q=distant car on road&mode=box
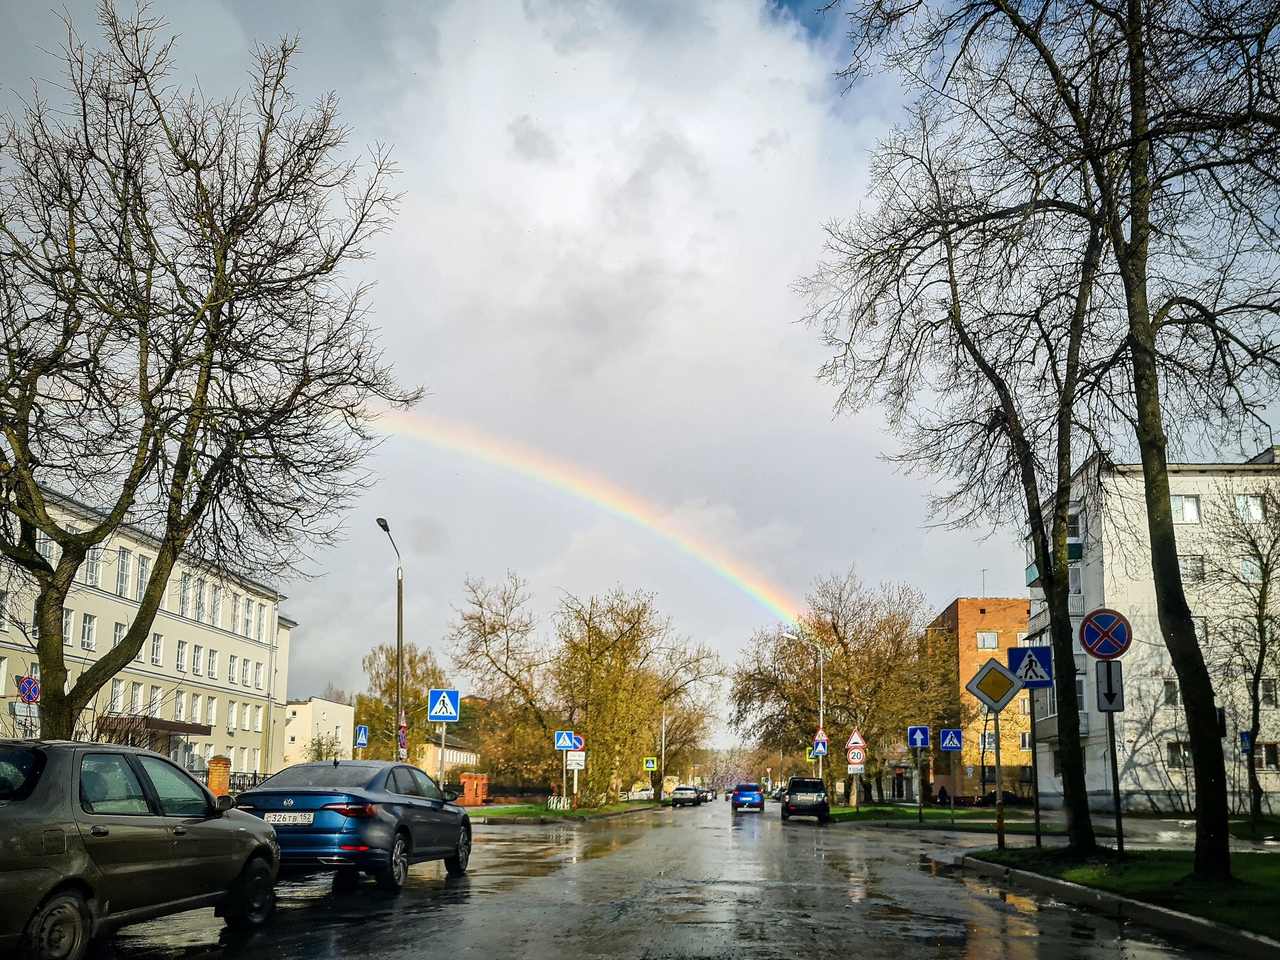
[694,785,712,803]
[730,782,764,812]
[975,790,1029,807]
[780,777,830,823]
[630,786,655,801]
[0,740,278,960]
[236,760,470,891]
[671,785,700,807]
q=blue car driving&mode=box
[730,782,765,812]
[235,760,470,890]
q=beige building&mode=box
[1026,450,1280,812]
[0,493,294,778]
[414,733,479,781]
[282,696,356,765]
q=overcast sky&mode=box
[2,1,1028,704]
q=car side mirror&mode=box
[443,790,459,803]
[215,795,236,813]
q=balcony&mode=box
[1026,594,1085,635]
[1032,710,1089,743]
[1025,542,1083,586]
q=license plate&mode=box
[795,794,818,802]
[264,811,313,825]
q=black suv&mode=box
[0,740,280,960]
[780,776,830,822]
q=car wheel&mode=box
[444,827,471,877]
[222,856,275,929]
[22,889,90,960]
[375,832,411,891]
[731,803,738,812]
[781,811,789,821]
[331,867,360,893]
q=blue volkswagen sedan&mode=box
[235,761,470,891]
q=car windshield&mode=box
[0,745,45,801]
[790,779,824,791]
[735,783,761,792]
[255,763,381,790]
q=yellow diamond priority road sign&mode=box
[966,658,1023,713]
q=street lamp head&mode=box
[376,517,390,532]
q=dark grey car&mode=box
[0,740,280,960]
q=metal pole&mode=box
[995,710,1006,850]
[1030,700,1042,847]
[660,707,666,801]
[1108,710,1125,858]
[438,721,446,787]
[818,650,824,780]
[918,746,924,823]
[376,519,404,761]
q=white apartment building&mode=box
[0,492,295,777]
[1026,450,1280,813]
[281,696,355,765]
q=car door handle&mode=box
[173,826,187,836]
[90,825,110,837]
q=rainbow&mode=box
[373,407,804,625]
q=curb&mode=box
[470,803,665,825]
[957,855,1280,959]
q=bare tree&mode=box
[0,4,419,739]
[820,0,1280,877]
[1203,482,1280,830]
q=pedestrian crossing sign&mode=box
[939,728,962,751]
[644,757,657,770]
[556,731,576,750]
[812,740,828,756]
[427,688,460,722]
[806,747,817,763]
[1007,646,1054,689]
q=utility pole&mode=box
[659,706,666,800]
[376,518,405,760]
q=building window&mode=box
[29,610,38,640]
[180,573,191,618]
[1237,494,1266,523]
[227,702,237,731]
[1262,679,1278,708]
[1167,741,1194,767]
[150,633,163,667]
[289,735,297,744]
[0,591,7,630]
[1016,632,1029,646]
[1163,680,1182,706]
[228,655,238,684]
[254,705,263,732]
[252,748,260,773]
[36,531,55,561]
[133,629,144,662]
[210,584,222,628]
[109,679,123,713]
[1255,743,1279,770]
[62,608,72,646]
[1067,509,1083,539]
[194,578,207,624]
[1068,562,1082,594]
[239,747,248,772]
[257,604,266,641]
[80,613,96,651]
[1192,618,1208,644]
[174,692,186,722]
[191,693,201,722]
[113,622,126,649]
[116,547,132,597]
[1242,557,1263,583]
[1020,732,1032,751]
[206,697,217,726]
[977,631,998,650]
[85,546,102,587]
[241,707,250,731]
[1170,494,1201,523]
[149,685,162,717]
[232,593,242,635]
[243,599,254,637]
[240,659,250,685]
[254,662,263,689]
[980,732,997,750]
[192,644,203,676]
[176,640,187,673]
[1178,555,1205,583]
[207,649,218,680]
[130,682,143,714]
[135,555,151,602]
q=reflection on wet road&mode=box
[99,802,1232,960]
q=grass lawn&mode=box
[1228,815,1280,842]
[972,846,1280,941]
[477,801,660,820]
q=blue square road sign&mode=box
[907,726,930,749]
[427,688,461,722]
[355,725,369,749]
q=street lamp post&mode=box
[376,518,405,760]
[783,631,826,779]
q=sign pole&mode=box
[563,748,568,806]
[917,746,924,823]
[994,710,1005,850]
[1107,706,1125,859]
[1030,704,1042,847]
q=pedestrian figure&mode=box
[937,785,949,805]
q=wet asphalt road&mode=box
[97,800,1233,960]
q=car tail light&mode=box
[339,845,371,851]
[322,802,378,818]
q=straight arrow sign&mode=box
[1096,660,1125,713]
